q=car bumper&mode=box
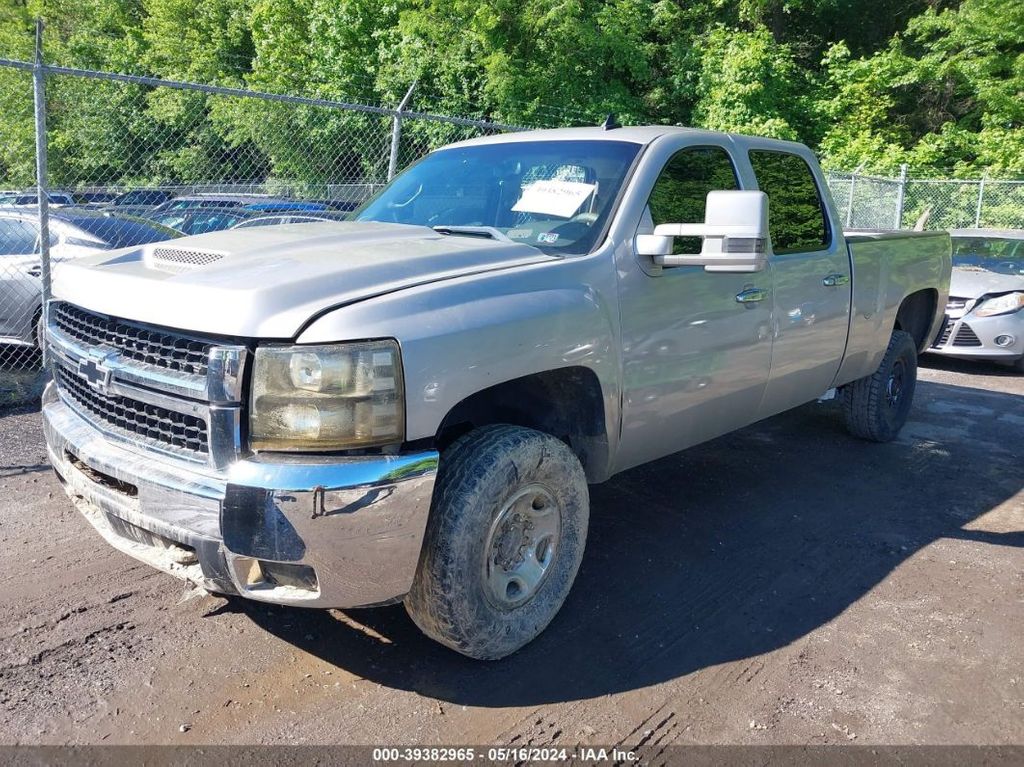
[928,311,1024,363]
[42,383,438,608]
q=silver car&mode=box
[0,210,181,349]
[928,229,1024,371]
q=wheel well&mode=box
[436,367,609,483]
[894,289,938,352]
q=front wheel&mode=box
[404,425,589,660]
[841,329,918,442]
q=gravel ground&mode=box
[0,355,1021,746]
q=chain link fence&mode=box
[824,170,905,230]
[0,62,44,405]
[826,169,1024,231]
[2,27,1023,406]
[0,30,517,405]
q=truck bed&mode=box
[836,230,952,387]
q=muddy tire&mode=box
[841,329,918,442]
[404,425,589,660]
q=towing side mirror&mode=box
[635,190,769,273]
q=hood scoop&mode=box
[147,246,226,272]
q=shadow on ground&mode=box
[153,374,1024,705]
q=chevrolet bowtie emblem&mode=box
[78,351,116,394]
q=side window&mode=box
[748,150,830,254]
[646,146,740,254]
[0,219,40,255]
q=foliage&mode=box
[0,0,1020,187]
[817,0,1024,176]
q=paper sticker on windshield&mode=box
[507,228,533,239]
[537,232,559,244]
[512,180,596,219]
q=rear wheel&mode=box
[841,329,918,442]
[404,425,589,660]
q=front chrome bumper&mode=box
[43,383,438,608]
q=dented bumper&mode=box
[42,383,438,608]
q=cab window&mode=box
[748,150,830,254]
[646,146,740,254]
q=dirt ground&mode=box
[0,355,1021,747]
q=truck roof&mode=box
[443,124,808,152]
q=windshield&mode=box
[355,140,641,255]
[152,210,246,235]
[952,237,1024,276]
[64,215,183,247]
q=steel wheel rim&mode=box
[482,483,561,610]
[887,358,906,409]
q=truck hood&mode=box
[950,267,1024,299]
[52,221,554,338]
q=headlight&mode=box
[250,341,404,451]
[973,292,1024,318]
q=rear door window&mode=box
[748,150,830,254]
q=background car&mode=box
[0,209,182,351]
[149,194,327,213]
[241,200,329,213]
[108,189,172,208]
[0,191,77,208]
[147,207,255,235]
[74,191,119,206]
[230,211,350,229]
[928,228,1024,371]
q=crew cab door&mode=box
[614,140,773,472]
[745,147,852,417]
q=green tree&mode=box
[691,25,808,141]
[1,0,1021,188]
[818,0,1024,175]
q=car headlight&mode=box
[250,341,404,451]
[973,292,1024,318]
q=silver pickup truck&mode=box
[41,126,951,659]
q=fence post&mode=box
[974,172,987,228]
[894,163,908,230]
[387,81,417,181]
[845,172,856,228]
[32,18,51,360]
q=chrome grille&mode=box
[946,297,970,312]
[53,301,212,377]
[54,360,209,459]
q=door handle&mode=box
[823,273,850,287]
[735,287,768,304]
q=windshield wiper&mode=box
[432,225,513,243]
